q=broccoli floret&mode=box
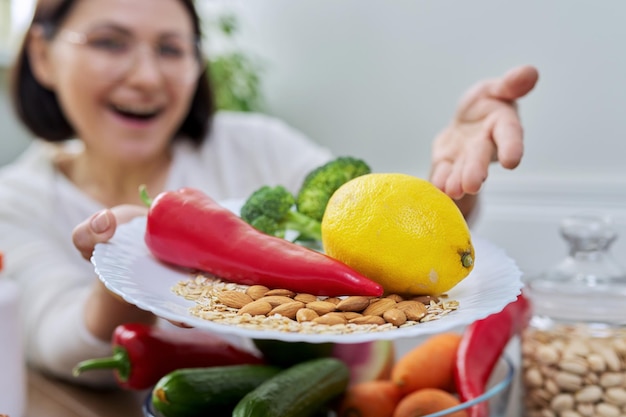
[296,156,371,222]
[240,185,322,241]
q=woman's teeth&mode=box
[113,104,160,119]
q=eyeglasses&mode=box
[55,29,203,84]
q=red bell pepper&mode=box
[143,187,383,297]
[72,323,264,390]
[454,293,531,417]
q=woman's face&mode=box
[36,0,200,164]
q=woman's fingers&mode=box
[109,204,149,224]
[72,205,148,261]
[457,65,539,121]
[490,110,525,169]
[487,65,539,102]
[73,210,117,260]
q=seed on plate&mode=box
[396,300,428,321]
[296,308,319,323]
[258,295,296,307]
[246,285,270,300]
[217,290,254,309]
[336,296,371,312]
[294,293,318,303]
[383,308,407,326]
[269,301,305,320]
[363,298,396,316]
[264,288,296,298]
[350,315,386,325]
[237,300,273,316]
[306,301,338,315]
[313,313,347,325]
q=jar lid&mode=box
[524,213,626,323]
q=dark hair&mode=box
[9,0,215,145]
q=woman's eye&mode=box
[158,44,185,58]
[89,37,128,52]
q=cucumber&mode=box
[151,364,281,417]
[252,338,334,368]
[232,357,350,417]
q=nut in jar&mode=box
[521,213,626,417]
[522,324,626,417]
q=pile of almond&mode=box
[215,285,433,327]
[522,325,626,417]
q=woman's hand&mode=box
[72,204,148,261]
[72,205,152,340]
[430,65,539,203]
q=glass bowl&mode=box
[143,355,515,417]
[422,354,515,417]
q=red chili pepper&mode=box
[72,323,264,390]
[454,293,531,417]
[143,187,383,297]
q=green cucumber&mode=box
[151,364,281,417]
[252,338,335,368]
[232,357,350,417]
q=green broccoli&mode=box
[240,185,322,241]
[296,156,371,222]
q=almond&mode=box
[294,293,318,303]
[386,293,405,302]
[325,297,341,305]
[349,315,386,325]
[362,298,396,316]
[313,313,347,325]
[217,291,254,309]
[306,301,338,315]
[246,285,270,300]
[269,301,305,320]
[383,308,407,326]
[265,289,296,298]
[296,308,319,323]
[336,296,371,312]
[396,300,428,321]
[237,300,273,316]
[258,295,296,307]
[338,312,363,320]
[412,295,439,305]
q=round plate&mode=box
[92,215,522,344]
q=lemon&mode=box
[321,173,474,296]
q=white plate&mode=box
[92,216,522,344]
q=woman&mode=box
[1,0,538,386]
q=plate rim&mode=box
[92,216,523,344]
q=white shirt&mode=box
[0,111,332,386]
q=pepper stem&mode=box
[139,184,153,207]
[72,346,131,382]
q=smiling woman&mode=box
[1,0,335,387]
[0,0,536,391]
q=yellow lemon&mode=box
[321,173,474,296]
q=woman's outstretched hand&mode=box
[430,65,539,200]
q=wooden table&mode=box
[25,368,146,417]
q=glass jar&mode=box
[521,213,626,417]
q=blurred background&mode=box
[1,0,626,278]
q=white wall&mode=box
[226,0,626,277]
[2,0,626,277]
